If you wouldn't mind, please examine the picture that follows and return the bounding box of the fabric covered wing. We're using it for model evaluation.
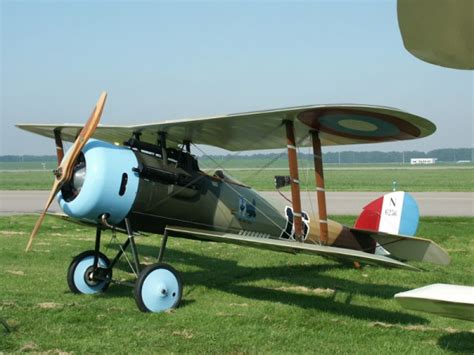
[165,225,417,270]
[398,0,473,70]
[45,213,415,270]
[17,104,435,152]
[395,284,474,321]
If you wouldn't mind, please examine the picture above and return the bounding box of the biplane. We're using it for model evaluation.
[17,92,450,313]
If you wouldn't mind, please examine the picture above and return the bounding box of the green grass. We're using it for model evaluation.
[0,171,56,190]
[1,165,473,191]
[226,167,474,192]
[1,215,473,353]
[199,158,474,170]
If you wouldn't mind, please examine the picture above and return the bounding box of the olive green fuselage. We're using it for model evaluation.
[129,166,286,238]
[124,149,371,252]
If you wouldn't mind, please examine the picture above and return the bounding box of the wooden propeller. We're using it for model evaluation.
[25,92,108,252]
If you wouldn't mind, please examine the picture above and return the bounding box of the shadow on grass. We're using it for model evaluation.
[438,332,474,353]
[227,284,424,325]
[102,243,427,325]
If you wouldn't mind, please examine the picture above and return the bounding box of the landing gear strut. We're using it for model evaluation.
[66,219,182,313]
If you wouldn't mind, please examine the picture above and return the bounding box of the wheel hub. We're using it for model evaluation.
[157,283,168,297]
[84,265,101,287]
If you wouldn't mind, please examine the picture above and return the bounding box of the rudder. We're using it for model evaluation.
[354,191,419,237]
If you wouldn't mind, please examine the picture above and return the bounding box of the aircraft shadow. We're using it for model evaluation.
[104,242,427,325]
[437,332,474,353]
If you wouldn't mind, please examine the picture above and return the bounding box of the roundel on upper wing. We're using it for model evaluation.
[298,108,421,141]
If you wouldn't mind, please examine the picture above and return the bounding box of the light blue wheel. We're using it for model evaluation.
[134,263,182,312]
[67,251,112,294]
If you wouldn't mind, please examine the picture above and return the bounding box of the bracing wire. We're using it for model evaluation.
[104,229,138,278]
[137,124,288,235]
[130,124,314,239]
[298,144,316,220]
[191,144,288,235]
[191,132,313,238]
[237,133,311,187]
[297,144,321,246]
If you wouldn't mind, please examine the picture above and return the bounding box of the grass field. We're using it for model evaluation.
[1,165,473,191]
[1,215,473,353]
[222,167,474,192]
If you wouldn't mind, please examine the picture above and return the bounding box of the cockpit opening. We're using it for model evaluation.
[212,170,247,187]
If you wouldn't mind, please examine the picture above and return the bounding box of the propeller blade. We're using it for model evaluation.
[25,92,108,251]
[60,92,107,183]
[25,179,62,251]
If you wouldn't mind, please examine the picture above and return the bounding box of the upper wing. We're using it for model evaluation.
[17,104,435,152]
[165,225,417,270]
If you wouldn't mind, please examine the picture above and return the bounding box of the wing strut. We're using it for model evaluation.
[53,128,64,165]
[311,131,329,244]
[284,120,303,241]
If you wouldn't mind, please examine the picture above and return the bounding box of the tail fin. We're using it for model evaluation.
[353,192,450,265]
[354,191,420,236]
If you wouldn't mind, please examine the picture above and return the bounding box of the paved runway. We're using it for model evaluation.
[0,190,472,216]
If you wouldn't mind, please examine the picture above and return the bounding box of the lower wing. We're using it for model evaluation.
[166,225,417,270]
[46,213,416,270]
[395,284,474,321]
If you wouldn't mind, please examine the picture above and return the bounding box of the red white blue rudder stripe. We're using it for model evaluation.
[354,191,419,237]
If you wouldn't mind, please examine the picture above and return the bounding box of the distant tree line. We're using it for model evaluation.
[323,148,473,164]
[200,148,473,164]
[1,148,472,164]
[0,155,57,162]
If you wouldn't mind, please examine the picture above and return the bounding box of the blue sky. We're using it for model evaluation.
[1,0,472,155]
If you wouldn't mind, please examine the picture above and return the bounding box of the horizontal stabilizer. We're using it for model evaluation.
[352,228,450,265]
[395,284,474,321]
[166,225,417,270]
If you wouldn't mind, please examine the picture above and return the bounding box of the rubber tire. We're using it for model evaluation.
[67,250,112,294]
[134,263,183,313]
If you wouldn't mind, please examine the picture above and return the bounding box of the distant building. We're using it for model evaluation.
[410,158,437,165]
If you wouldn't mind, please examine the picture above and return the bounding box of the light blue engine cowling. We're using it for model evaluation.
[58,139,139,225]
